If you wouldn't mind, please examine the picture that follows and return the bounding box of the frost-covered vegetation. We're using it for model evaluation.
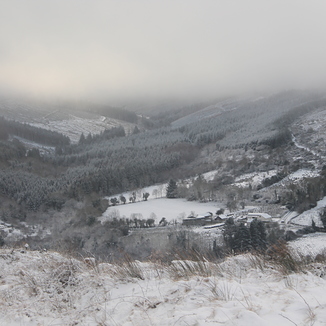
[1,236,326,325]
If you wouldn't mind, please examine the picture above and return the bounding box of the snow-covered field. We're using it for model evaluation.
[1,239,326,325]
[102,197,220,224]
[101,183,222,224]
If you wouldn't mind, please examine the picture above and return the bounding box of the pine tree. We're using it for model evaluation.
[79,133,86,145]
[320,208,326,230]
[234,223,252,252]
[250,218,260,250]
[250,218,267,251]
[223,217,237,251]
[166,179,178,198]
[256,220,267,250]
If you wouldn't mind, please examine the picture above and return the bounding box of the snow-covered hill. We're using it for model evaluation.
[290,197,326,227]
[0,97,136,143]
[30,114,135,144]
[1,235,326,325]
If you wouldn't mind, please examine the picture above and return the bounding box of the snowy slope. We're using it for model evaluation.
[289,232,326,258]
[1,246,326,325]
[290,197,326,227]
[30,114,135,143]
[234,170,278,188]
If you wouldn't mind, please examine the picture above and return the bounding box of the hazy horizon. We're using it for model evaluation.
[1,1,326,102]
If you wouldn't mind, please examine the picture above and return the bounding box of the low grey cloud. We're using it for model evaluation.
[1,0,326,101]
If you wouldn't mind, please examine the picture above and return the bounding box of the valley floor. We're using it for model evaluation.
[1,233,326,325]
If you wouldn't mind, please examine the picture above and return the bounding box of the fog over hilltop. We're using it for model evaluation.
[1,1,326,102]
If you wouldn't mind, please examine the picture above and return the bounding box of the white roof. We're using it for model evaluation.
[203,223,225,229]
[247,212,271,219]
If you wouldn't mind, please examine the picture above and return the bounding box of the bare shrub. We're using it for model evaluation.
[206,279,237,301]
[115,254,144,280]
[166,249,223,280]
[247,252,268,272]
[267,241,302,274]
[51,259,82,287]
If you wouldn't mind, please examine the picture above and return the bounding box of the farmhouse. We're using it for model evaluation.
[182,212,214,226]
[246,212,272,222]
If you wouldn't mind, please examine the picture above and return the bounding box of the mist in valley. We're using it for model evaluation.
[1,1,326,105]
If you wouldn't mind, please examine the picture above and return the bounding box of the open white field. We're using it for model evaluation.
[101,197,221,224]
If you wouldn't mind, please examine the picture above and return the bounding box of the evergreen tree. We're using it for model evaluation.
[234,223,252,252]
[223,217,237,251]
[250,218,260,249]
[256,220,267,250]
[250,218,267,251]
[132,126,140,134]
[79,133,86,144]
[320,208,326,230]
[312,219,317,232]
[166,179,178,198]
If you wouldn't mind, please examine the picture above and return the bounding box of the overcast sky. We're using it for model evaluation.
[1,1,326,101]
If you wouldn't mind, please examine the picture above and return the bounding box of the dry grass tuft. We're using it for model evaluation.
[114,254,145,280]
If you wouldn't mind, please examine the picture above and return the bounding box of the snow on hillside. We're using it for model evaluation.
[234,170,277,188]
[234,169,319,190]
[171,97,247,128]
[290,196,326,227]
[10,136,55,155]
[292,108,326,158]
[30,114,134,143]
[289,232,326,258]
[201,170,219,181]
[284,169,320,182]
[1,244,326,325]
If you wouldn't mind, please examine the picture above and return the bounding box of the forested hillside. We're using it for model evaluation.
[0,91,325,213]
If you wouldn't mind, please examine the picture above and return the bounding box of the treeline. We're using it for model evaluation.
[0,116,70,146]
[148,101,213,127]
[2,91,326,213]
[92,106,138,123]
[77,126,126,145]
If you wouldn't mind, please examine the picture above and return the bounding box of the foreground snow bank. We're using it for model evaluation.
[1,246,326,325]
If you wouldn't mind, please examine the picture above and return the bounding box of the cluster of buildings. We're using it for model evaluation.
[182,210,272,228]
